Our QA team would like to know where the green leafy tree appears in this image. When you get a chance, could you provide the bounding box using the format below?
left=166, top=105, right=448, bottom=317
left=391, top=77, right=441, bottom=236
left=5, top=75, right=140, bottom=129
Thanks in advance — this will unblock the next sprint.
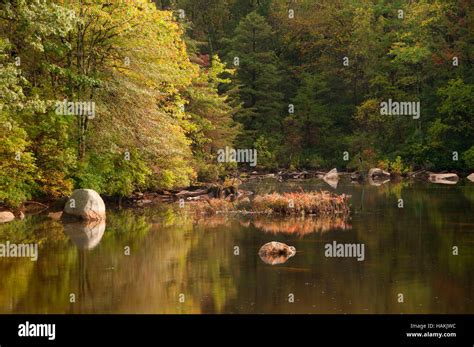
left=183, top=55, right=239, bottom=181
left=0, top=53, right=36, bottom=207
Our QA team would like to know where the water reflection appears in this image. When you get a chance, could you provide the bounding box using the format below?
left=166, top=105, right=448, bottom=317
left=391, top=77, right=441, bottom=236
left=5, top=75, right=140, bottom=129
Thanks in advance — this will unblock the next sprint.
left=368, top=176, right=390, bottom=186
left=246, top=216, right=350, bottom=236
left=63, top=220, right=106, bottom=250
left=0, top=181, right=473, bottom=314
left=323, top=176, right=339, bottom=189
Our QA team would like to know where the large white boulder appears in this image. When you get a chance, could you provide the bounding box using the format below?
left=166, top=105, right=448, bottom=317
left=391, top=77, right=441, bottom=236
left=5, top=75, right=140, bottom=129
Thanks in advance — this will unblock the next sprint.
left=0, top=211, right=15, bottom=224
left=64, top=189, right=106, bottom=221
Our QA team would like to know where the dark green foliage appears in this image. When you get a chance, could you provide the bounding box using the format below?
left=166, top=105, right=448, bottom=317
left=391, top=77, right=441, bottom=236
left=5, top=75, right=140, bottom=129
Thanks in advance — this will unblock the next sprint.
left=227, top=11, right=283, bottom=149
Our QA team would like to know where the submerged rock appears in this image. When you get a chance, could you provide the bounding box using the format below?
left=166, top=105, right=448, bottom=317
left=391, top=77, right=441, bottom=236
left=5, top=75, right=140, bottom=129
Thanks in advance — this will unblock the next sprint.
left=63, top=189, right=106, bottom=221
left=258, top=241, right=296, bottom=265
left=0, top=211, right=15, bottom=224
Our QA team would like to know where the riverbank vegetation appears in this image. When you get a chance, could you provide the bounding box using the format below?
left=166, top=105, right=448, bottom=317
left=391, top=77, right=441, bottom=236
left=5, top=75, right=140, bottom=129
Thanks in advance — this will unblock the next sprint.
left=1, top=0, right=473, bottom=208
left=189, top=191, right=351, bottom=217
left=252, top=191, right=351, bottom=216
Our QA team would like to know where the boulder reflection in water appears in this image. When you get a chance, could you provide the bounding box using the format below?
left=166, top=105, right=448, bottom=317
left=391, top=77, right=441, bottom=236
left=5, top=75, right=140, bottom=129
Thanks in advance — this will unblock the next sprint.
left=63, top=220, right=106, bottom=250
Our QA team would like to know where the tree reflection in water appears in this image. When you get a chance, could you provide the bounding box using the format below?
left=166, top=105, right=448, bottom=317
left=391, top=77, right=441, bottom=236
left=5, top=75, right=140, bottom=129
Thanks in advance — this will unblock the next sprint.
left=0, top=182, right=472, bottom=314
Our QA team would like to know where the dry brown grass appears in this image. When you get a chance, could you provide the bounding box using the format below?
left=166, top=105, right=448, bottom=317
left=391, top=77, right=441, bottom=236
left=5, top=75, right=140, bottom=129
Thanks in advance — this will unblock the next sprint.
left=189, top=191, right=350, bottom=217
left=251, top=191, right=350, bottom=216
left=191, top=198, right=236, bottom=215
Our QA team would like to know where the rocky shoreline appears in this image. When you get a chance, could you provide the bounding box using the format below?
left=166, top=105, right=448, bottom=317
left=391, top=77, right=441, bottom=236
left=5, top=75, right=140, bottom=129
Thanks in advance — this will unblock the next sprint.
left=1, top=168, right=473, bottom=224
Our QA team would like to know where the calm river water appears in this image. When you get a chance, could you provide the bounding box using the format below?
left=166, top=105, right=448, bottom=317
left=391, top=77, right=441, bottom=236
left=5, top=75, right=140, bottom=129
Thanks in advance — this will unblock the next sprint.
left=0, top=179, right=473, bottom=313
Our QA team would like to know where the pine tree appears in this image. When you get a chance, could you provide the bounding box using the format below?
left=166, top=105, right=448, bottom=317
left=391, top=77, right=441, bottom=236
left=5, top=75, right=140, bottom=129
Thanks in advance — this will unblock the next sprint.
left=227, top=11, right=283, bottom=148
left=283, top=73, right=333, bottom=168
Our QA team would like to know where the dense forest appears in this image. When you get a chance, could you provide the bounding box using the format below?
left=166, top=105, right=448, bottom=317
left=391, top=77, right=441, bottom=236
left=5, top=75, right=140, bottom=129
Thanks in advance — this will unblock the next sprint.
left=1, top=0, right=473, bottom=207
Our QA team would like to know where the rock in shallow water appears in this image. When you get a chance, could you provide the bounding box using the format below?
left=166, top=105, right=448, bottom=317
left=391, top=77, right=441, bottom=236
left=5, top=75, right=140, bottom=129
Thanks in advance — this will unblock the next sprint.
left=258, top=241, right=296, bottom=265
left=428, top=173, right=459, bottom=185
left=63, top=189, right=106, bottom=221
left=368, top=168, right=390, bottom=179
